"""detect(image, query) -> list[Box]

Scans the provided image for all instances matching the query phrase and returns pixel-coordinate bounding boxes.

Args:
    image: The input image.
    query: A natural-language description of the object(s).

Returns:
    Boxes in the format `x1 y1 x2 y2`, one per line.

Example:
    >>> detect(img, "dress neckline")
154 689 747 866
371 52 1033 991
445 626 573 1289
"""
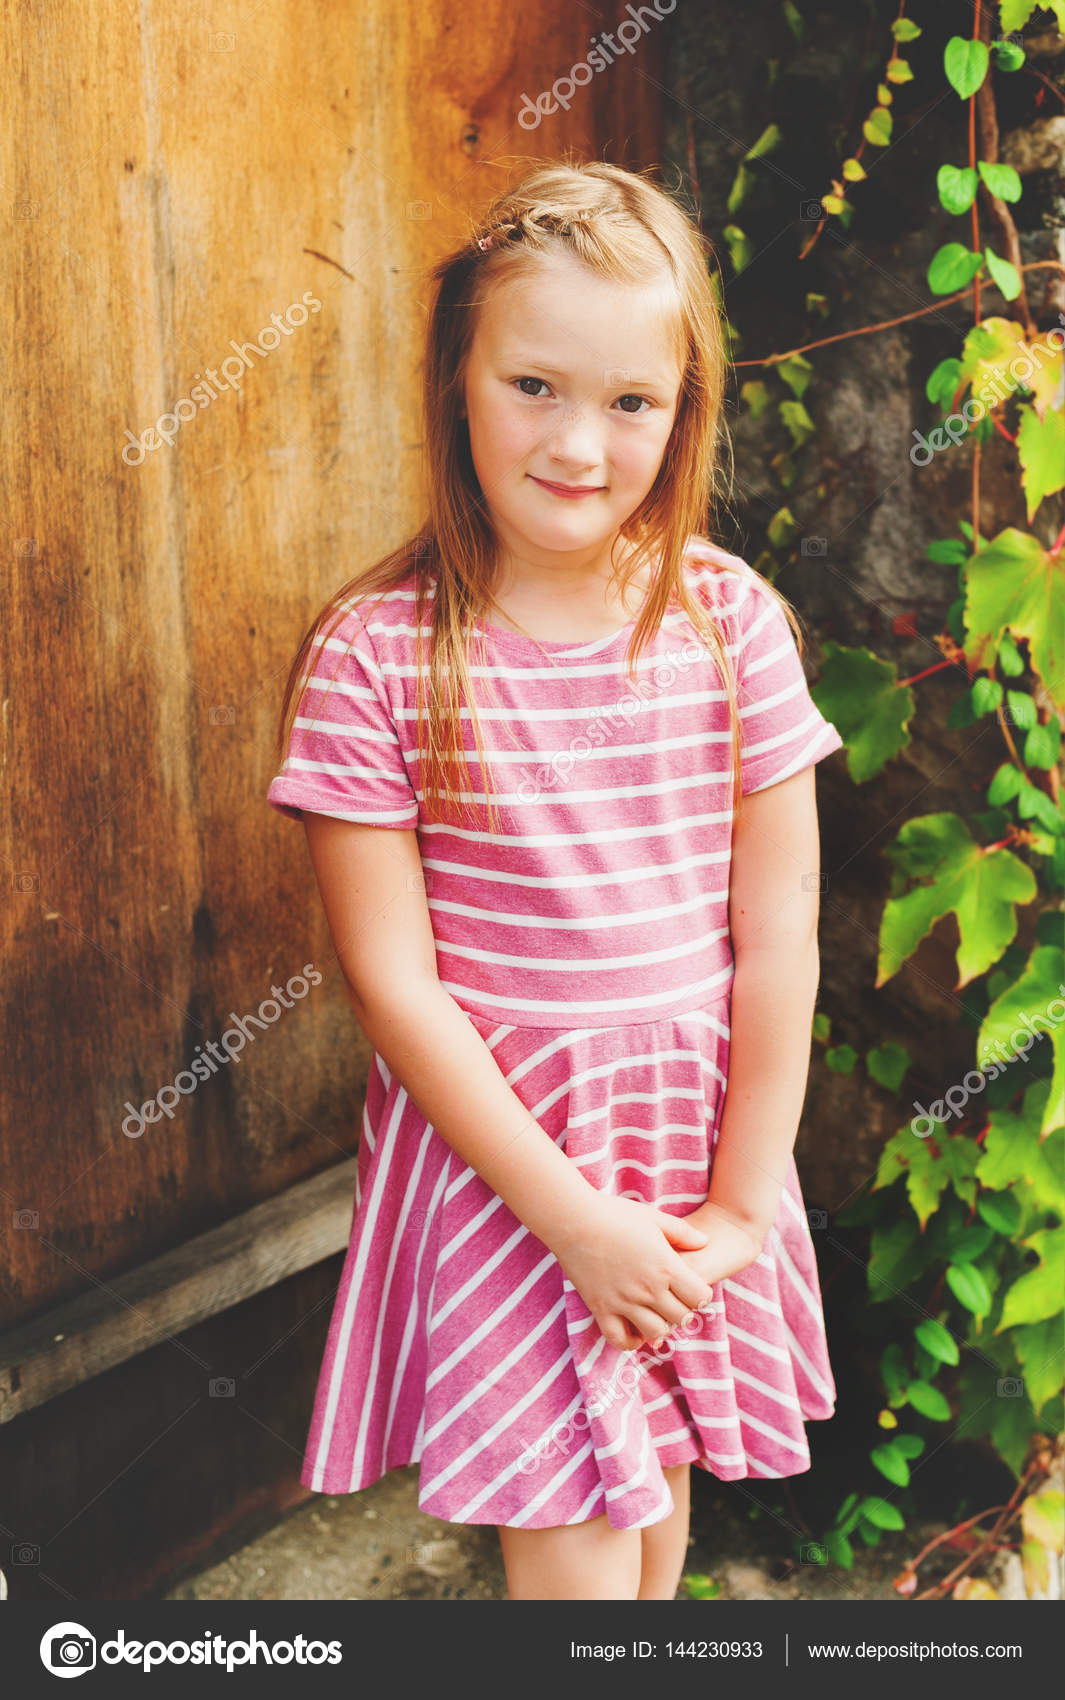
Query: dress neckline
472 609 640 656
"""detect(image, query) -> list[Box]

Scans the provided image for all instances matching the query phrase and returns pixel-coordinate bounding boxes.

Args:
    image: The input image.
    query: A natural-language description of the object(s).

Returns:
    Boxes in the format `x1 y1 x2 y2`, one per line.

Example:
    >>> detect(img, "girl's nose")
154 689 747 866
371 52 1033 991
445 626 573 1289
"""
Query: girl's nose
544 407 600 468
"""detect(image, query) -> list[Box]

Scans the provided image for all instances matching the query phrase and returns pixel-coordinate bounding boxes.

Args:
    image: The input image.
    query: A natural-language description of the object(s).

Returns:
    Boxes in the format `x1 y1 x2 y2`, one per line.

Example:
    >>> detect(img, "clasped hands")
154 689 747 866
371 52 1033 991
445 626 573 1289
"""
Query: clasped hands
550 1192 765 1356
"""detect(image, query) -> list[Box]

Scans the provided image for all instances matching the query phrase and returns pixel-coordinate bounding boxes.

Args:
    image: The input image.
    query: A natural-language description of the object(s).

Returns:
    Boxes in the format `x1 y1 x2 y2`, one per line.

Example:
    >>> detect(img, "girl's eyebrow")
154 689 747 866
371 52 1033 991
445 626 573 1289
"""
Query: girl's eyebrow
505 353 671 387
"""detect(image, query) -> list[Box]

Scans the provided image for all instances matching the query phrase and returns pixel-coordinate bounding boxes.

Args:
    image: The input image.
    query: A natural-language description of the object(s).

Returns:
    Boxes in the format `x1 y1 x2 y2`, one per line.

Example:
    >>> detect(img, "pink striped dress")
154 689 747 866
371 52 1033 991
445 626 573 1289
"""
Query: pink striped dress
267 536 844 1531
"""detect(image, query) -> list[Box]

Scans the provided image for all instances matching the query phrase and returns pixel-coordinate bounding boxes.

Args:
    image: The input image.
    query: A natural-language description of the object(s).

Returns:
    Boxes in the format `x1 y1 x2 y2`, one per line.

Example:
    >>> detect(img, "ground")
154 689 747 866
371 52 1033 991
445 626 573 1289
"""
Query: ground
164 1463 963 1602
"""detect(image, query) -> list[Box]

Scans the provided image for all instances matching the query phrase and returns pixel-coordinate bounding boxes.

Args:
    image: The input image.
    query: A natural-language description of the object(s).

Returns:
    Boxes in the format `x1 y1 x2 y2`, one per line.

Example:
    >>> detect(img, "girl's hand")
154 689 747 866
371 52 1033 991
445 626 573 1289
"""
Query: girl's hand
611 1208 765 1353
548 1193 716 1352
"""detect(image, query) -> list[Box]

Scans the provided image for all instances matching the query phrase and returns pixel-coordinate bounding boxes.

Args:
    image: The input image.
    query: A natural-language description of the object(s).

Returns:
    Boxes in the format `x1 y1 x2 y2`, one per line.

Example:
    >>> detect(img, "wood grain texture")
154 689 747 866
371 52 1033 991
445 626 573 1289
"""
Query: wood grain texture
1 0 664 1598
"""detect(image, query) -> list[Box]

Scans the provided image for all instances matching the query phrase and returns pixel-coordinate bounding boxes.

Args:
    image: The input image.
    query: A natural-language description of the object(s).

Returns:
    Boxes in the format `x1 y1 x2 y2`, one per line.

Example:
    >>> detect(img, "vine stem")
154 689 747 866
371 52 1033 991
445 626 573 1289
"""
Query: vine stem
898 658 956 687
1049 521 1065 558
913 1458 1045 1600
731 262 1065 369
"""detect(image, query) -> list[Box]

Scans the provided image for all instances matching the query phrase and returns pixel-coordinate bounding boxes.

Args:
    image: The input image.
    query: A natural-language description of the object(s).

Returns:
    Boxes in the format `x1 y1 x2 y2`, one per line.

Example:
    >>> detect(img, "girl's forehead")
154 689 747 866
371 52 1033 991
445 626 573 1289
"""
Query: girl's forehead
474 258 684 375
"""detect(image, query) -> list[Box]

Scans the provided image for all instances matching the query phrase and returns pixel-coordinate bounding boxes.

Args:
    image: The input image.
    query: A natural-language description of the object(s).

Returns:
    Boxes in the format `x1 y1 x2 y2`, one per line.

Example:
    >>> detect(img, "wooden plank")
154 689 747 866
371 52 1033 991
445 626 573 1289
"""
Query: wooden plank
0 1160 357 1424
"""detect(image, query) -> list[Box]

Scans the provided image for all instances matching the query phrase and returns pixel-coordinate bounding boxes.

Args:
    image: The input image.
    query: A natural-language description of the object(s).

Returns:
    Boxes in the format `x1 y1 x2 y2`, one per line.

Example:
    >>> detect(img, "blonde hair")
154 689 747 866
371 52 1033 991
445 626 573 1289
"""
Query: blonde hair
275 156 805 833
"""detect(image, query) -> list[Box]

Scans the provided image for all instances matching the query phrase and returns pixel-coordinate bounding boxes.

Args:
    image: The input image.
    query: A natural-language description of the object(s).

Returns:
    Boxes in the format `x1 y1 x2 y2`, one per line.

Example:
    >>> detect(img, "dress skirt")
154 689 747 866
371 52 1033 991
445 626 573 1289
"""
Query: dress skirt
298 987 837 1531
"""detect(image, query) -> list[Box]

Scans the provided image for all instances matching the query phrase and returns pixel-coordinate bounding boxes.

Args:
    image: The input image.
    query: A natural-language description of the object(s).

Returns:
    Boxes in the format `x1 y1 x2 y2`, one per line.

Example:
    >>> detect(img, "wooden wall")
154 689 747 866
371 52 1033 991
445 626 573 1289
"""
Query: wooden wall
1 0 665 1598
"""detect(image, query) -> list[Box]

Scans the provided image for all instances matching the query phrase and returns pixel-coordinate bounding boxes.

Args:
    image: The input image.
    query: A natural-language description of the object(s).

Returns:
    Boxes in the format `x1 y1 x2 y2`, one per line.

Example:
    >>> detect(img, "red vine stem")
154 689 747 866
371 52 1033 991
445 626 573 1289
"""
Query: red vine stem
1049 521 1065 557
899 658 956 687
731 262 1065 369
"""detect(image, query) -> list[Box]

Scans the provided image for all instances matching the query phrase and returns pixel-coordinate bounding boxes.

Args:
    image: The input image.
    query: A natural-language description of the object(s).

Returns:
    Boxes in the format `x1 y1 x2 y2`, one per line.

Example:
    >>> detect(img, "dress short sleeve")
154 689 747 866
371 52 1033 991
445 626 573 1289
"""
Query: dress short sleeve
266 606 420 828
731 569 844 795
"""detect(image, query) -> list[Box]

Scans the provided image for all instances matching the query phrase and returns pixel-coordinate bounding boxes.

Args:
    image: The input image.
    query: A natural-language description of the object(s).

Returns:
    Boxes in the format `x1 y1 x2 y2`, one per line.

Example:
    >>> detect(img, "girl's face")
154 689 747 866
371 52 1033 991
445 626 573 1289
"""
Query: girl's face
461 251 685 583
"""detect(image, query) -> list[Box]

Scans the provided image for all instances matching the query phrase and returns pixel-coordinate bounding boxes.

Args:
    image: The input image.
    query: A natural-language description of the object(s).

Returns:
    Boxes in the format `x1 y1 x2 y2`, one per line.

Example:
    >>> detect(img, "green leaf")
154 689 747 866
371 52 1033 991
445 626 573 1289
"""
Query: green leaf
915 1318 961 1365
928 242 984 294
877 813 1037 988
782 0 803 43
944 36 989 100
999 0 1062 31
821 194 845 216
893 1433 926 1460
937 164 978 215
767 505 798 549
1026 719 1062 769
862 107 892 148
842 157 866 183
988 763 1024 806
866 1041 910 1093
978 1090 1065 1219
723 224 754 274
964 527 1065 706
892 18 921 41
886 57 914 84
978 946 1065 1137
997 632 1026 676
870 1443 910 1486
1011 1317 1065 1414
824 1529 854 1568
777 352 814 399
727 163 752 216
999 1228 1065 1329
868 1217 935 1304
972 676 1004 715
880 1341 909 1401
945 1260 993 1316
978 160 1023 203
859 1496 906 1531
952 1222 996 1262
741 379 771 419
825 1043 858 1075
874 1126 980 1229
745 122 782 161
1017 404 1065 521
779 398 816 448
993 40 1027 72
906 1379 953 1420
1006 689 1037 730
926 535 969 565
985 246 1022 301
926 358 963 407
812 1009 831 1042
810 644 916 783
977 1189 1023 1235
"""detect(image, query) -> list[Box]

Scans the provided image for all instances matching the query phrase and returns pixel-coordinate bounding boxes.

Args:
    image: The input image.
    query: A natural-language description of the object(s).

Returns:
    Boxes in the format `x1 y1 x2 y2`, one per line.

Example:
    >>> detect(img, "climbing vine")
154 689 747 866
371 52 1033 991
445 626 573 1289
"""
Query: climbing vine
705 0 1065 1599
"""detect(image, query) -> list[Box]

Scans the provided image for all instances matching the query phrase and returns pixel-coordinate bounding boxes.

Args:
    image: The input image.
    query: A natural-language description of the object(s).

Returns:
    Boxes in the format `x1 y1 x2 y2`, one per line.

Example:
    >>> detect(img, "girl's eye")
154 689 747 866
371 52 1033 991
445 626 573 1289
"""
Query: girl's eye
512 377 652 414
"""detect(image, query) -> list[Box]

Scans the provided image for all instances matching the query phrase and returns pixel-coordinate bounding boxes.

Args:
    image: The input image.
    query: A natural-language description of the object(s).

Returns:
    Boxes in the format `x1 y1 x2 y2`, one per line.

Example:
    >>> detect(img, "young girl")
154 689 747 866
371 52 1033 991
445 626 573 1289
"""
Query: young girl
267 160 844 1603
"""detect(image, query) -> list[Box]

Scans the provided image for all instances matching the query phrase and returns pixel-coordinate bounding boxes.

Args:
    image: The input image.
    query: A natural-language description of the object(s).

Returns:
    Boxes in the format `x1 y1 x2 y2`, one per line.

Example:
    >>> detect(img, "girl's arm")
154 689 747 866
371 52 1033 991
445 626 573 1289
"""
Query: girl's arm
301 814 715 1347
680 765 825 1281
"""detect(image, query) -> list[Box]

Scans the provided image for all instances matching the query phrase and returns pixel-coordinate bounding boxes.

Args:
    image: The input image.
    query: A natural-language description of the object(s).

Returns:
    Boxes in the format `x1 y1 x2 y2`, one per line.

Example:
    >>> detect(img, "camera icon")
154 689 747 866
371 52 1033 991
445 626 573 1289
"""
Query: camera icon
13 1209 39 1230
15 871 40 893
800 1541 828 1564
409 537 431 557
996 1376 1024 1398
801 871 827 892
406 201 432 220
209 705 236 725
209 1377 236 1397
14 537 39 555
800 200 824 221
406 872 431 893
42 1624 96 1671
210 31 235 51
801 536 827 557
13 1542 40 1564
14 201 40 219
605 368 631 387
806 1208 828 1229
